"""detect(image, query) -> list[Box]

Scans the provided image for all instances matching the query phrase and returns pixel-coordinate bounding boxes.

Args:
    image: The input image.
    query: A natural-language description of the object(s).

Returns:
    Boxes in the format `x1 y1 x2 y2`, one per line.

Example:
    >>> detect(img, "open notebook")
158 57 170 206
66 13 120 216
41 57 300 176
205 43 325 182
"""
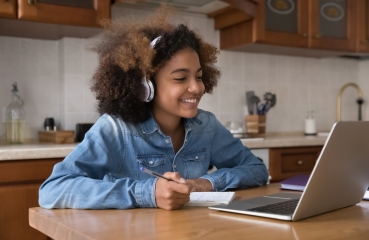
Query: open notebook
185 192 235 206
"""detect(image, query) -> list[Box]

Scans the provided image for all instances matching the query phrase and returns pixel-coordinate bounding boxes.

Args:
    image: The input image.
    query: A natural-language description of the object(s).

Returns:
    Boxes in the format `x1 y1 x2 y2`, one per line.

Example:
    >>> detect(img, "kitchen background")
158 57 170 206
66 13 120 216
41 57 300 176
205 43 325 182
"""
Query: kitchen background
0 5 368 140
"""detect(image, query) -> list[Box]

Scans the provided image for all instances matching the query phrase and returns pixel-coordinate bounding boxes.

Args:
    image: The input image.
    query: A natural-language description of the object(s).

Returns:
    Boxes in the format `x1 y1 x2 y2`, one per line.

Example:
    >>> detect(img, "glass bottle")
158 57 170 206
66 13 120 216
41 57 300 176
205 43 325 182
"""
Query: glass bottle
6 82 25 144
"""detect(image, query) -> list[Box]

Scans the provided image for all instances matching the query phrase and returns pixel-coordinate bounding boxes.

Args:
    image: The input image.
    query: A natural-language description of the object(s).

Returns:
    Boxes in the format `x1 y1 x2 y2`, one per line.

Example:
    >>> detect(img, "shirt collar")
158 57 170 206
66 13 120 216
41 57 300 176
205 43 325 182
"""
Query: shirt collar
140 111 203 134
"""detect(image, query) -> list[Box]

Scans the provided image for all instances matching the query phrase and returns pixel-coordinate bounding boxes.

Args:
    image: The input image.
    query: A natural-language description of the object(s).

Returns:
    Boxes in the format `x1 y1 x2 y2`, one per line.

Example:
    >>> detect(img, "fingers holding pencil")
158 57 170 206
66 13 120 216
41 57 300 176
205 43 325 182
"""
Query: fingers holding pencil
140 168 193 210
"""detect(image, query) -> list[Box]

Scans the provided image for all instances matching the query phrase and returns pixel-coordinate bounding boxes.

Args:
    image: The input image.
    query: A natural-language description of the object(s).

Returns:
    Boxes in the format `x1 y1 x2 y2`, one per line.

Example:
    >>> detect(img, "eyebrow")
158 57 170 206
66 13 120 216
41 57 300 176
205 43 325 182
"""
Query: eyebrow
170 68 202 74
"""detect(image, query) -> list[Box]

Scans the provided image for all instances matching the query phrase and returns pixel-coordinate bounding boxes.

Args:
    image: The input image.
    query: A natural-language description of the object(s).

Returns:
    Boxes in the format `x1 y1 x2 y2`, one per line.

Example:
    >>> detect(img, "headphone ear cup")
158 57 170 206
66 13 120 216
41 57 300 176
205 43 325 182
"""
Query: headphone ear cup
145 79 154 102
141 75 154 102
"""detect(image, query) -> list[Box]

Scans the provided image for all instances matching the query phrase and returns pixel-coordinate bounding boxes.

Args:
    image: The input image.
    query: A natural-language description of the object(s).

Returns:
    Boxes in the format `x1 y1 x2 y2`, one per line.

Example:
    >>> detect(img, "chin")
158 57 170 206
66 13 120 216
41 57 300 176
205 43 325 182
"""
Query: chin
181 109 198 119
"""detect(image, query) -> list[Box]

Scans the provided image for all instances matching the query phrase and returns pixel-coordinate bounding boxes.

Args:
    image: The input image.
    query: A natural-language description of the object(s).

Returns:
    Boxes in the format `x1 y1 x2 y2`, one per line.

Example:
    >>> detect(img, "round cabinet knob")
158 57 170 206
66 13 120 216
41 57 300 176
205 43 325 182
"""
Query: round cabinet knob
297 160 304 165
28 0 35 4
314 34 321 39
302 33 308 38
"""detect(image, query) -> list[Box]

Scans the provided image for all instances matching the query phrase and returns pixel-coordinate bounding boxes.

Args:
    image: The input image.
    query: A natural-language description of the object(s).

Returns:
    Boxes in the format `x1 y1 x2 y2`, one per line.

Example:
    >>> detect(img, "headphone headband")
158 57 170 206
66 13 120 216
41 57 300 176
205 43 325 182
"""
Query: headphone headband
141 36 162 102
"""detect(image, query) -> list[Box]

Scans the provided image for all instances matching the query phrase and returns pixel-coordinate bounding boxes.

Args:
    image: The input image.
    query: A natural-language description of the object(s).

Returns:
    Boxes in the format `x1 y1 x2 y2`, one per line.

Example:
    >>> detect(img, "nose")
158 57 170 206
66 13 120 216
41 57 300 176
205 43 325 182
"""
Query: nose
188 77 204 94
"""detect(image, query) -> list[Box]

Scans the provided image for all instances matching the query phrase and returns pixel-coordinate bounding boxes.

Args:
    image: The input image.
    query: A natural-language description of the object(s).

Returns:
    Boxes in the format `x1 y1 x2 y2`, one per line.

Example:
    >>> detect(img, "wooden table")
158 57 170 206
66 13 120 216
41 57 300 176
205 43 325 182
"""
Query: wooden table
29 183 369 240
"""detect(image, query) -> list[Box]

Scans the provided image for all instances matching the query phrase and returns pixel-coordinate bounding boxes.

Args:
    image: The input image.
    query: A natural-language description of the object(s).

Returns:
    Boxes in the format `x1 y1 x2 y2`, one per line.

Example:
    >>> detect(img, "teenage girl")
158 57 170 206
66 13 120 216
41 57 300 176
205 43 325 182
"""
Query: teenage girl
39 5 268 210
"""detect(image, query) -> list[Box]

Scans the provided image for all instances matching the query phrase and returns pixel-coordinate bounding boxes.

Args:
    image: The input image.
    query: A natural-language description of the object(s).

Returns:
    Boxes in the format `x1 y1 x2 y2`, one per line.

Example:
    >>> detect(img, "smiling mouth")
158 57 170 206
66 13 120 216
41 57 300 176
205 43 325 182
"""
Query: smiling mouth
181 98 198 103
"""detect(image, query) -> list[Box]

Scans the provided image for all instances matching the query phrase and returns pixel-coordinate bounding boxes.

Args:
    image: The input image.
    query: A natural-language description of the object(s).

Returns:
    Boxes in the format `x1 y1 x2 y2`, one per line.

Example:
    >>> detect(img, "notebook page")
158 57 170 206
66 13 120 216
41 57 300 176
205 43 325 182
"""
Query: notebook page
185 192 235 206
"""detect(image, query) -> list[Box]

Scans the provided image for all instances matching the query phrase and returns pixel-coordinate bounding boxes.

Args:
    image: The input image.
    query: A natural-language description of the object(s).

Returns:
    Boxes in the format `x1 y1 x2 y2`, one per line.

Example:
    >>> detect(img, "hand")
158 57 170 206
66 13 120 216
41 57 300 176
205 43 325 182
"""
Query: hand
185 178 212 192
155 172 192 210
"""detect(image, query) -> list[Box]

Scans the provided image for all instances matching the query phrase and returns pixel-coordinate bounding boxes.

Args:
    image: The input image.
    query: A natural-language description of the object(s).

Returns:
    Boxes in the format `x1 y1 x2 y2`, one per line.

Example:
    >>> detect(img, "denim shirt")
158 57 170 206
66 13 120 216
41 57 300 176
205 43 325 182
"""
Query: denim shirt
39 109 268 209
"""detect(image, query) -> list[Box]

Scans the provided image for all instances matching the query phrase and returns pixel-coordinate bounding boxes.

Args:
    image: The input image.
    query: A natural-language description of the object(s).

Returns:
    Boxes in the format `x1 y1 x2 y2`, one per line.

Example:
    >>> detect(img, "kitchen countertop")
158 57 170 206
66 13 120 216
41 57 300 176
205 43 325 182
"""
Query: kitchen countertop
0 134 327 161
0 142 77 161
241 134 327 149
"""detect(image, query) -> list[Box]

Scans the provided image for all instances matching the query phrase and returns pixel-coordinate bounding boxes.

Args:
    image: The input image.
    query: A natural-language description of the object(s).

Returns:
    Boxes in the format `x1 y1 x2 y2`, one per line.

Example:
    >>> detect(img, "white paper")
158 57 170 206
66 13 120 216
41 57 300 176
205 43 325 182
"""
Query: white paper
185 192 235 207
364 189 369 200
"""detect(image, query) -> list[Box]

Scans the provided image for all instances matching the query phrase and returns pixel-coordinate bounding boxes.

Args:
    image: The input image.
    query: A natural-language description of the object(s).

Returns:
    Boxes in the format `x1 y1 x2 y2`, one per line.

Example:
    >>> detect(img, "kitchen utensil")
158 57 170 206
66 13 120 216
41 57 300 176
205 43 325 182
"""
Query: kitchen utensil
250 95 260 115
258 92 277 115
246 91 255 115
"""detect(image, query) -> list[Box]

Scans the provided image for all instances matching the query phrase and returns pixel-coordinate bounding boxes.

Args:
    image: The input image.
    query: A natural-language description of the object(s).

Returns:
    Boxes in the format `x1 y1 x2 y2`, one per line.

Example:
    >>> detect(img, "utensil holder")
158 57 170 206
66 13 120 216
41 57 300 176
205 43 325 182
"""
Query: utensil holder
245 115 266 137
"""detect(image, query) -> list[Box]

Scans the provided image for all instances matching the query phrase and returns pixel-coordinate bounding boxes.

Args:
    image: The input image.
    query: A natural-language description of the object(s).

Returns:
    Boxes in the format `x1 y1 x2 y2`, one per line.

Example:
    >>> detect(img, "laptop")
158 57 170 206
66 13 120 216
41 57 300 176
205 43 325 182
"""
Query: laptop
209 121 369 221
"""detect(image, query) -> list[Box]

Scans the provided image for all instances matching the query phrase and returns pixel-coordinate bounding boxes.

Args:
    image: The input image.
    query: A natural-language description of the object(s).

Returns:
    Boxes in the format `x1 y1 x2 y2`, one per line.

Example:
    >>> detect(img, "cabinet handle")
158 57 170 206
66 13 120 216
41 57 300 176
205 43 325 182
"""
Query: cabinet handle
302 33 308 38
28 0 35 5
314 34 321 39
297 160 304 165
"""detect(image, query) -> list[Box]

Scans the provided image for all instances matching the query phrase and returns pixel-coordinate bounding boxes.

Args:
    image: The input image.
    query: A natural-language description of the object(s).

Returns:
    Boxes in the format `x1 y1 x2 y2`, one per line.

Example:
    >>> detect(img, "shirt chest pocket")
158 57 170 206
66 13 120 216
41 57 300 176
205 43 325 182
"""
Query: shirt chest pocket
183 149 207 162
136 154 167 180
182 149 208 179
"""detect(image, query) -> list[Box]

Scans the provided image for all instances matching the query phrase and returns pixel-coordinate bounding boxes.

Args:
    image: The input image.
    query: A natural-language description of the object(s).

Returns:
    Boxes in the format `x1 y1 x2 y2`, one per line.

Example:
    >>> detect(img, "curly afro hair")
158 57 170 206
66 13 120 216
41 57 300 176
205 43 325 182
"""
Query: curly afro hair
89 4 220 123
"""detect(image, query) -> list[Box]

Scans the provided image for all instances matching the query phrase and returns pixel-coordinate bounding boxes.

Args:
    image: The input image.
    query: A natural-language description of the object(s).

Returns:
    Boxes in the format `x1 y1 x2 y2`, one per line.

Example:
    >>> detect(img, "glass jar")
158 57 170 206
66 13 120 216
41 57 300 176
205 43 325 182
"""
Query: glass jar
5 82 25 144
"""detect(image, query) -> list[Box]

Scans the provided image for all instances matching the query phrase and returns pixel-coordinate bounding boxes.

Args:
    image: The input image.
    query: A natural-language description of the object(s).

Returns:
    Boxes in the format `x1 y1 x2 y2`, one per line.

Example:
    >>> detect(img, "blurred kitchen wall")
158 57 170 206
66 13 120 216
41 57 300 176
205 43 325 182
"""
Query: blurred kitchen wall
0 5 364 139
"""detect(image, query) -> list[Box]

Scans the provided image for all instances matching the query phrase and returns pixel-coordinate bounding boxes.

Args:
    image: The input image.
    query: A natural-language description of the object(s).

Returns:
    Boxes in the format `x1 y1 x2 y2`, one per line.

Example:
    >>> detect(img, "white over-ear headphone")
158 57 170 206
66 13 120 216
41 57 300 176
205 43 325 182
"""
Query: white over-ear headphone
142 36 161 102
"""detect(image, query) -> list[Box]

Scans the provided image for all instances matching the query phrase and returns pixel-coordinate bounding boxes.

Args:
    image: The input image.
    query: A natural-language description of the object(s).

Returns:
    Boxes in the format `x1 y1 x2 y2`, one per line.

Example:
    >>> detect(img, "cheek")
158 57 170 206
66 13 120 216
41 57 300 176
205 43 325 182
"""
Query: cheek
200 82 205 92
155 87 180 106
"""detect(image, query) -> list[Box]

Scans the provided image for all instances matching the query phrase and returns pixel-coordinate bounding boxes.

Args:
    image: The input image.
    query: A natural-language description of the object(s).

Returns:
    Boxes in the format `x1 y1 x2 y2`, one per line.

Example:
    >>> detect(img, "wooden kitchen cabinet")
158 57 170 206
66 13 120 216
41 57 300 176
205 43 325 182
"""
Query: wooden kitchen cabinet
0 0 111 39
0 158 62 240
0 0 17 18
309 0 357 52
253 0 309 48
17 0 110 27
357 0 369 52
269 146 322 182
215 0 359 53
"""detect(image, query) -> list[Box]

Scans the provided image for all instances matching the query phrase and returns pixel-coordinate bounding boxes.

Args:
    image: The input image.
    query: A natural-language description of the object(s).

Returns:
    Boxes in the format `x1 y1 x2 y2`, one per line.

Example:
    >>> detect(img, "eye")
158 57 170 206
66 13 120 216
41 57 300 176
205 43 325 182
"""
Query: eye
174 78 186 81
196 76 203 81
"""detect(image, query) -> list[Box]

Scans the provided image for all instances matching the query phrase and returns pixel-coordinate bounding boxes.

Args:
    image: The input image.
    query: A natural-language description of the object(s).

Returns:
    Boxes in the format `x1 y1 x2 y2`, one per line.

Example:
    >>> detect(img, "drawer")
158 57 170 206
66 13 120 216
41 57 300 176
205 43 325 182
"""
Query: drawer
0 158 62 184
269 146 322 182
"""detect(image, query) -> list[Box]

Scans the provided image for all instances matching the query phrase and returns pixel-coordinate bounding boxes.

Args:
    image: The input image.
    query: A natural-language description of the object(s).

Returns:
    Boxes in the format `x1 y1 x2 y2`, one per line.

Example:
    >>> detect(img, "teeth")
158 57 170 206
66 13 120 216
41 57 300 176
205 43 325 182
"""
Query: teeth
182 99 197 103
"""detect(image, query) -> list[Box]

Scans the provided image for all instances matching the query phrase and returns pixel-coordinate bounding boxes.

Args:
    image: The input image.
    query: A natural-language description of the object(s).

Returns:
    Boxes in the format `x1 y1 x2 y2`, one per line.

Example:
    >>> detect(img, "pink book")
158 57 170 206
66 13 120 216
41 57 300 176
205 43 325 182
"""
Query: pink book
280 175 310 191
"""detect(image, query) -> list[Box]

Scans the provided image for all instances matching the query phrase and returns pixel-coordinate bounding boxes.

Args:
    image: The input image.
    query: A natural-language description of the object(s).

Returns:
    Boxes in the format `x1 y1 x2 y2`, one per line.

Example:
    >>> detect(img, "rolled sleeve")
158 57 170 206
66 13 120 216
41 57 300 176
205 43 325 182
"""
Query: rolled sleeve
134 178 158 208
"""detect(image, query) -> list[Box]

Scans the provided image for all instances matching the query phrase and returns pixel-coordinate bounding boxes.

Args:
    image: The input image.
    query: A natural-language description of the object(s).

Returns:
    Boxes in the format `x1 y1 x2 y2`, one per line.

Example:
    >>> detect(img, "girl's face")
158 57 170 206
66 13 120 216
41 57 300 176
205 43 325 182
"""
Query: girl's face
152 48 204 121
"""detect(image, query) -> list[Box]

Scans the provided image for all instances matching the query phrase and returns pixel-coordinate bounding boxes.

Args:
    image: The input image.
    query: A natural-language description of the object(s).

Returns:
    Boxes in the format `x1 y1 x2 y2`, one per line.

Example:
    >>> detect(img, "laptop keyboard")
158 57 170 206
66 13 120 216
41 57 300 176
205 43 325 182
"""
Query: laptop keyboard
247 199 299 215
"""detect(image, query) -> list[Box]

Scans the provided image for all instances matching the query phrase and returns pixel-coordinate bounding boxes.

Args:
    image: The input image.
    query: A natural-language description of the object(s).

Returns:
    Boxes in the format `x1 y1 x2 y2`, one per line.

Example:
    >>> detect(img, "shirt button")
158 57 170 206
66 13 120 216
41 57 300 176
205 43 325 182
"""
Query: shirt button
149 161 154 165
173 165 177 168
195 156 198 159
165 139 170 144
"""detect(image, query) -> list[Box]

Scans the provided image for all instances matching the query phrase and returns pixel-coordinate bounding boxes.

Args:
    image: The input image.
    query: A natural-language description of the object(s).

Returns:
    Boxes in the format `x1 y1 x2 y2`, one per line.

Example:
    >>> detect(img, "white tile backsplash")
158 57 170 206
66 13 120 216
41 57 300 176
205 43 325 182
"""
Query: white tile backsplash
20 38 40 57
0 6 367 140
0 37 20 55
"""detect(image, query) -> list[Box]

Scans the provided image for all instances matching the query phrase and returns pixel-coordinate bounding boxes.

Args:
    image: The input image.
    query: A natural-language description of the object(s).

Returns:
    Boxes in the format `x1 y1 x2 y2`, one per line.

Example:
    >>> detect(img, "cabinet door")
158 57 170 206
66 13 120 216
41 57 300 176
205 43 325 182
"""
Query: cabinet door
358 0 369 52
0 0 17 18
18 0 110 27
310 0 357 51
0 158 62 240
0 184 49 240
254 0 309 47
